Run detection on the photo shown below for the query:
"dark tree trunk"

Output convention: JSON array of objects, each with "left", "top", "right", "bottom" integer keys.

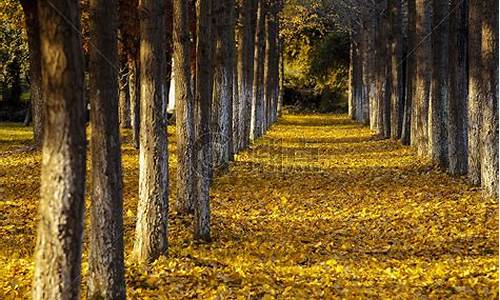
[
  {"left": 447, "top": 0, "right": 468, "bottom": 175},
  {"left": 118, "top": 60, "right": 131, "bottom": 129},
  {"left": 430, "top": 0, "right": 449, "bottom": 168},
  {"left": 251, "top": 0, "right": 266, "bottom": 140},
  {"left": 479, "top": 0, "right": 498, "bottom": 198},
  {"left": 174, "top": 0, "right": 195, "bottom": 215},
  {"left": 20, "top": 0, "right": 44, "bottom": 146},
  {"left": 401, "top": 0, "right": 416, "bottom": 145},
  {"left": 133, "top": 0, "right": 169, "bottom": 263},
  {"left": 194, "top": 0, "right": 214, "bottom": 242},
  {"left": 87, "top": 0, "right": 125, "bottom": 297},
  {"left": 389, "top": 0, "right": 404, "bottom": 139},
  {"left": 32, "top": 0, "right": 87, "bottom": 298},
  {"left": 128, "top": 54, "right": 140, "bottom": 149}
]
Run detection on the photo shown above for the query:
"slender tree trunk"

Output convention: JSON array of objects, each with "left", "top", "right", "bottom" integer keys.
[
  {"left": 412, "top": 0, "right": 432, "bottom": 156},
  {"left": 479, "top": 0, "right": 498, "bottom": 198},
  {"left": 448, "top": 0, "right": 468, "bottom": 175},
  {"left": 133, "top": 0, "right": 169, "bottom": 263},
  {"left": 87, "top": 0, "right": 125, "bottom": 297},
  {"left": 194, "top": 0, "right": 213, "bottom": 242},
  {"left": 390, "top": 0, "right": 404, "bottom": 139},
  {"left": 348, "top": 26, "right": 356, "bottom": 120},
  {"left": 128, "top": 54, "right": 140, "bottom": 149},
  {"left": 251, "top": 0, "right": 266, "bottom": 140},
  {"left": 32, "top": 0, "right": 86, "bottom": 298},
  {"left": 401, "top": 0, "right": 415, "bottom": 145},
  {"left": 429, "top": 0, "right": 449, "bottom": 168},
  {"left": 232, "top": 3, "right": 240, "bottom": 154},
  {"left": 467, "top": 0, "right": 482, "bottom": 184},
  {"left": 360, "top": 19, "right": 370, "bottom": 125},
  {"left": 174, "top": 0, "right": 195, "bottom": 215},
  {"left": 164, "top": 1, "right": 173, "bottom": 125},
  {"left": 118, "top": 60, "right": 131, "bottom": 129},
  {"left": 20, "top": 0, "right": 43, "bottom": 147}
]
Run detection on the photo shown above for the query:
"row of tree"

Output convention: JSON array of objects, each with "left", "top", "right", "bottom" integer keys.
[
  {"left": 25, "top": 0, "right": 282, "bottom": 298},
  {"left": 345, "top": 0, "right": 498, "bottom": 198}
]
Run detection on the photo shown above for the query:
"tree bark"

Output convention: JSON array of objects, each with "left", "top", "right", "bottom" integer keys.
[
  {"left": 251, "top": 0, "right": 266, "bottom": 140},
  {"left": 412, "top": 0, "right": 432, "bottom": 156},
  {"left": 20, "top": 0, "right": 44, "bottom": 147},
  {"left": 429, "top": 0, "right": 449, "bottom": 168},
  {"left": 174, "top": 0, "right": 195, "bottom": 215},
  {"left": 128, "top": 54, "right": 140, "bottom": 149},
  {"left": 479, "top": 0, "right": 498, "bottom": 198},
  {"left": 467, "top": 0, "right": 482, "bottom": 184},
  {"left": 118, "top": 60, "right": 131, "bottom": 129},
  {"left": 389, "top": 0, "right": 404, "bottom": 139},
  {"left": 32, "top": 0, "right": 87, "bottom": 298},
  {"left": 133, "top": 0, "right": 169, "bottom": 263},
  {"left": 447, "top": 0, "right": 468, "bottom": 175},
  {"left": 401, "top": 0, "right": 415, "bottom": 145},
  {"left": 87, "top": 0, "right": 125, "bottom": 297},
  {"left": 194, "top": 0, "right": 213, "bottom": 242}
]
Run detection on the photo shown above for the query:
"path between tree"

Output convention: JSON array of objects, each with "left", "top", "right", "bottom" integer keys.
[{"left": 0, "top": 114, "right": 497, "bottom": 298}]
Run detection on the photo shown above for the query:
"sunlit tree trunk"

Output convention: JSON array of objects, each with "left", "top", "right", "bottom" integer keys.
[
  {"left": 467, "top": 0, "right": 482, "bottom": 184},
  {"left": 133, "top": 0, "right": 169, "bottom": 263},
  {"left": 429, "top": 0, "right": 449, "bottom": 168},
  {"left": 447, "top": 0, "right": 468, "bottom": 175},
  {"left": 32, "top": 0, "right": 86, "bottom": 298},
  {"left": 479, "top": 0, "right": 499, "bottom": 198},
  {"left": 174, "top": 0, "right": 195, "bottom": 215},
  {"left": 87, "top": 0, "right": 125, "bottom": 297},
  {"left": 412, "top": 0, "right": 432, "bottom": 156}
]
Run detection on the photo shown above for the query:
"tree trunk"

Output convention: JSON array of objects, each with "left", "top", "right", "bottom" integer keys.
[
  {"left": 390, "top": 0, "right": 404, "bottom": 139},
  {"left": 348, "top": 26, "right": 356, "bottom": 120},
  {"left": 87, "top": 0, "right": 125, "bottom": 297},
  {"left": 412, "top": 0, "right": 432, "bottom": 156},
  {"left": 479, "top": 0, "right": 498, "bottom": 198},
  {"left": 164, "top": 1, "right": 174, "bottom": 125},
  {"left": 467, "top": 0, "right": 482, "bottom": 184},
  {"left": 447, "top": 0, "right": 468, "bottom": 175},
  {"left": 251, "top": 0, "right": 266, "bottom": 140},
  {"left": 32, "top": 0, "right": 87, "bottom": 298},
  {"left": 133, "top": 0, "right": 169, "bottom": 263},
  {"left": 232, "top": 3, "right": 240, "bottom": 153},
  {"left": 360, "top": 19, "right": 370, "bottom": 125},
  {"left": 194, "top": 0, "right": 213, "bottom": 242},
  {"left": 128, "top": 54, "right": 140, "bottom": 149},
  {"left": 429, "top": 0, "right": 449, "bottom": 168},
  {"left": 174, "top": 0, "right": 195, "bottom": 215},
  {"left": 20, "top": 0, "right": 44, "bottom": 147},
  {"left": 118, "top": 61, "right": 131, "bottom": 129},
  {"left": 401, "top": 0, "right": 415, "bottom": 145}
]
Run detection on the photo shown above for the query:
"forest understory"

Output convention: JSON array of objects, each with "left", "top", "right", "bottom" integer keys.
[{"left": 0, "top": 113, "right": 498, "bottom": 299}]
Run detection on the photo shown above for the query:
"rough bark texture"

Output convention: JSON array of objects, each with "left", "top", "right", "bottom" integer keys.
[
  {"left": 401, "top": 0, "right": 415, "bottom": 145},
  {"left": 467, "top": 0, "right": 482, "bottom": 184},
  {"left": 251, "top": 0, "right": 266, "bottom": 140},
  {"left": 133, "top": 0, "right": 169, "bottom": 263},
  {"left": 479, "top": 0, "right": 499, "bottom": 198},
  {"left": 348, "top": 27, "right": 356, "bottom": 120},
  {"left": 20, "top": 0, "right": 44, "bottom": 147},
  {"left": 32, "top": 0, "right": 87, "bottom": 298},
  {"left": 412, "top": 0, "right": 432, "bottom": 156},
  {"left": 390, "top": 0, "right": 404, "bottom": 139},
  {"left": 429, "top": 0, "right": 449, "bottom": 168},
  {"left": 264, "top": 1, "right": 279, "bottom": 128},
  {"left": 174, "top": 0, "right": 195, "bottom": 215},
  {"left": 447, "top": 0, "right": 468, "bottom": 175},
  {"left": 87, "top": 0, "right": 126, "bottom": 297},
  {"left": 194, "top": 0, "right": 213, "bottom": 242}
]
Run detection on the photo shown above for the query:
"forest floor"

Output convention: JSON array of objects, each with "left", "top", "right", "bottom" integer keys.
[{"left": 0, "top": 113, "right": 498, "bottom": 299}]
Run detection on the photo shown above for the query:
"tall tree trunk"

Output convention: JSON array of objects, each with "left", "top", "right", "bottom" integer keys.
[
  {"left": 251, "top": 0, "right": 266, "bottom": 140},
  {"left": 194, "top": 0, "right": 213, "bottom": 242},
  {"left": 164, "top": 1, "right": 174, "bottom": 125},
  {"left": 412, "top": 0, "right": 432, "bottom": 156},
  {"left": 133, "top": 0, "right": 169, "bottom": 263},
  {"left": 401, "top": 0, "right": 415, "bottom": 145},
  {"left": 348, "top": 25, "right": 356, "bottom": 120},
  {"left": 174, "top": 0, "right": 195, "bottom": 215},
  {"left": 264, "top": 0, "right": 279, "bottom": 127},
  {"left": 390, "top": 0, "right": 404, "bottom": 139},
  {"left": 467, "top": 0, "right": 482, "bottom": 184},
  {"left": 32, "top": 0, "right": 86, "bottom": 298},
  {"left": 479, "top": 0, "right": 498, "bottom": 198},
  {"left": 87, "top": 0, "right": 125, "bottom": 297},
  {"left": 118, "top": 60, "right": 131, "bottom": 129},
  {"left": 128, "top": 54, "right": 140, "bottom": 149},
  {"left": 447, "top": 0, "right": 468, "bottom": 175},
  {"left": 360, "top": 19, "right": 371, "bottom": 125},
  {"left": 429, "top": 0, "right": 449, "bottom": 168},
  {"left": 20, "top": 0, "right": 43, "bottom": 147}
]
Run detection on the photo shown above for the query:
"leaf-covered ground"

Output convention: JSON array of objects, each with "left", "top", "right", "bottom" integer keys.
[{"left": 0, "top": 114, "right": 498, "bottom": 299}]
